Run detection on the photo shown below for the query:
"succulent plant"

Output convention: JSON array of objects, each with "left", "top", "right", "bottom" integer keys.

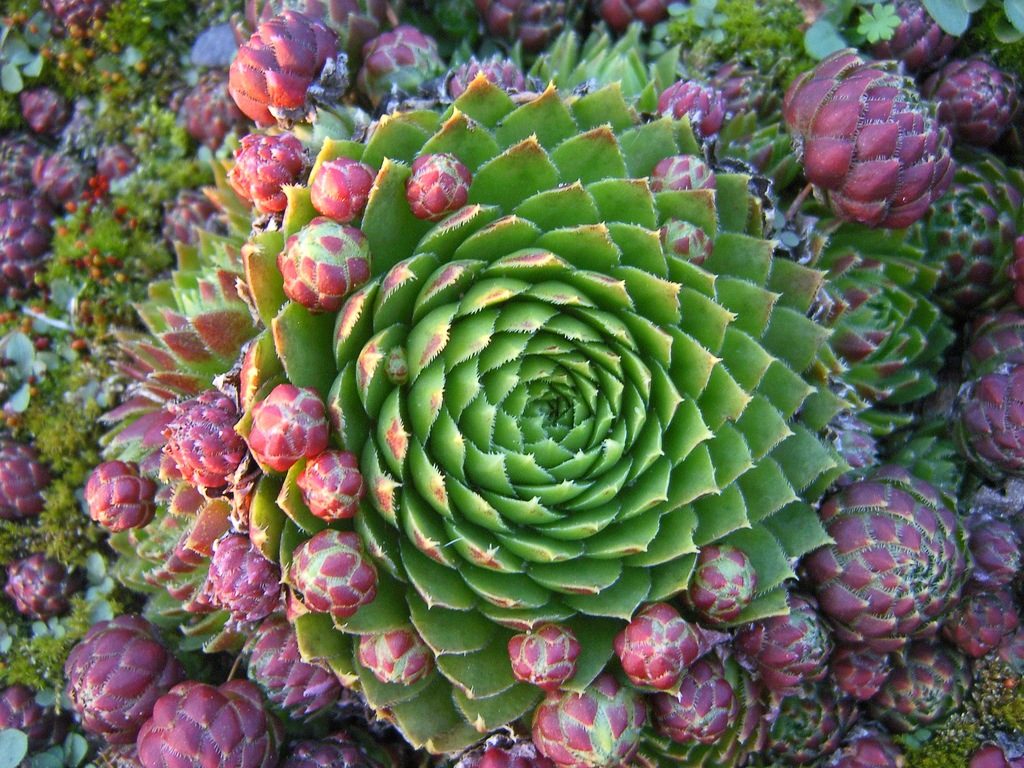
[
  {"left": 657, "top": 81, "right": 726, "bottom": 140},
  {"left": 229, "top": 133, "right": 307, "bottom": 217},
  {"left": 64, "top": 615, "right": 185, "bottom": 744},
  {"left": 868, "top": 0, "right": 958, "bottom": 73},
  {"left": 826, "top": 727, "right": 904, "bottom": 768},
  {"left": 357, "top": 25, "right": 444, "bottom": 105},
  {"left": 236, "top": 78, "right": 844, "bottom": 751},
  {"left": 19, "top": 86, "right": 70, "bottom": 135},
  {"left": 41, "top": 0, "right": 113, "bottom": 30},
  {"left": 783, "top": 50, "right": 953, "bottom": 229},
  {"left": 85, "top": 460, "right": 158, "bottom": 531},
  {"left": 532, "top": 673, "right": 646, "bottom": 768},
  {"left": 32, "top": 151, "right": 88, "bottom": 209},
  {"left": 649, "top": 655, "right": 738, "bottom": 746},
  {"left": 829, "top": 645, "right": 892, "bottom": 701},
  {"left": 182, "top": 70, "right": 248, "bottom": 150},
  {"left": 163, "top": 189, "right": 224, "bottom": 247},
  {"left": 885, "top": 419, "right": 964, "bottom": 501},
  {"left": 818, "top": 225, "right": 953, "bottom": 408},
  {"left": 967, "top": 310, "right": 1024, "bottom": 377},
  {"left": 4, "top": 553, "right": 81, "bottom": 619},
  {"left": 97, "top": 143, "right": 135, "bottom": 181},
  {"left": 0, "top": 190, "right": 53, "bottom": 298},
  {"left": 614, "top": 602, "right": 721, "bottom": 691},
  {"left": 310, "top": 157, "right": 376, "bottom": 223},
  {"left": 997, "top": 627, "right": 1024, "bottom": 673},
  {"left": 281, "top": 731, "right": 387, "bottom": 768},
  {"left": 0, "top": 438, "right": 49, "bottom": 520},
  {"left": 0, "top": 685, "right": 65, "bottom": 750},
  {"left": 957, "top": 365, "right": 1024, "bottom": 478},
  {"left": 136, "top": 680, "right": 282, "bottom": 768},
  {"left": 660, "top": 219, "right": 711, "bottom": 266},
  {"left": 358, "top": 626, "right": 435, "bottom": 685},
  {"left": 475, "top": 0, "right": 575, "bottom": 52},
  {"left": 919, "top": 152, "right": 1024, "bottom": 315},
  {"left": 508, "top": 623, "right": 581, "bottom": 692},
  {"left": 246, "top": 383, "right": 330, "bottom": 471},
  {"left": 651, "top": 155, "right": 716, "bottom": 192},
  {"left": 208, "top": 533, "right": 282, "bottom": 623},
  {"left": 941, "top": 586, "right": 1020, "bottom": 658},
  {"left": 966, "top": 516, "right": 1021, "bottom": 588},
  {"left": 406, "top": 153, "right": 472, "bottom": 221},
  {"left": 229, "top": 10, "right": 342, "bottom": 127},
  {"left": 923, "top": 58, "right": 1021, "bottom": 148},
  {"left": 767, "top": 682, "right": 857, "bottom": 766},
  {"left": 830, "top": 416, "right": 879, "bottom": 486},
  {"left": 684, "top": 544, "right": 756, "bottom": 626},
  {"left": 734, "top": 592, "right": 834, "bottom": 695},
  {"left": 278, "top": 217, "right": 372, "bottom": 312},
  {"left": 867, "top": 640, "right": 970, "bottom": 733},
  {"left": 804, "top": 465, "right": 969, "bottom": 651},
  {"left": 163, "top": 390, "right": 248, "bottom": 493},
  {"left": 447, "top": 57, "right": 528, "bottom": 100},
  {"left": 296, "top": 449, "right": 366, "bottom": 521},
  {"left": 0, "top": 135, "right": 42, "bottom": 193},
  {"left": 596, "top": 0, "right": 668, "bottom": 30},
  {"left": 246, "top": 614, "right": 342, "bottom": 716},
  {"left": 970, "top": 744, "right": 1016, "bottom": 768}
]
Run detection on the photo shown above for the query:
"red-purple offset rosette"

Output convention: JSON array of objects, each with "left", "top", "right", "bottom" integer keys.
[
  {"left": 4, "top": 554, "right": 81, "bottom": 619},
  {"left": 941, "top": 586, "right": 1020, "bottom": 658},
  {"left": 658, "top": 80, "right": 726, "bottom": 139},
  {"left": 0, "top": 191, "right": 52, "bottom": 298},
  {"left": 289, "top": 529, "right": 377, "bottom": 619},
  {"left": 163, "top": 390, "right": 247, "bottom": 492},
  {"left": 310, "top": 157, "right": 376, "bottom": 223},
  {"left": 685, "top": 544, "right": 757, "bottom": 625},
  {"left": 508, "top": 623, "right": 580, "bottom": 692},
  {"left": 229, "top": 133, "right": 307, "bottom": 215},
  {"left": 208, "top": 533, "right": 282, "bottom": 623},
  {"left": 358, "top": 627, "right": 434, "bottom": 685},
  {"left": 296, "top": 450, "right": 365, "bottom": 521},
  {"left": 614, "top": 602, "right": 720, "bottom": 690},
  {"left": 957, "top": 365, "right": 1024, "bottom": 478},
  {"left": 924, "top": 58, "right": 1021, "bottom": 148},
  {"left": 447, "top": 57, "right": 527, "bottom": 99},
  {"left": 783, "top": 50, "right": 954, "bottom": 228},
  {"left": 406, "top": 153, "right": 472, "bottom": 221},
  {"left": 598, "top": 0, "right": 669, "bottom": 30},
  {"left": 85, "top": 460, "right": 157, "bottom": 531},
  {"left": 650, "top": 655, "right": 738, "bottom": 745},
  {"left": 279, "top": 218, "right": 372, "bottom": 312},
  {"left": 869, "top": 0, "right": 959, "bottom": 73},
  {"left": 0, "top": 439, "right": 49, "bottom": 521},
  {"left": 867, "top": 641, "right": 970, "bottom": 733},
  {"left": 246, "top": 384, "right": 329, "bottom": 472},
  {"left": 229, "top": 10, "right": 341, "bottom": 127},
  {"left": 64, "top": 615, "right": 184, "bottom": 744}
]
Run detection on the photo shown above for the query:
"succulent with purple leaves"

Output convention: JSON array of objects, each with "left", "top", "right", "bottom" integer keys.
[
  {"left": 64, "top": 615, "right": 184, "bottom": 744},
  {"left": 827, "top": 728, "right": 904, "bottom": 768},
  {"left": 0, "top": 190, "right": 52, "bottom": 298},
  {"left": 804, "top": 465, "right": 968, "bottom": 651},
  {"left": 208, "top": 533, "right": 282, "bottom": 623},
  {"left": 0, "top": 438, "right": 49, "bottom": 520},
  {"left": 957, "top": 365, "right": 1024, "bottom": 478},
  {"left": 830, "top": 645, "right": 892, "bottom": 701},
  {"left": 230, "top": 132, "right": 308, "bottom": 215},
  {"left": 358, "top": 626, "right": 435, "bottom": 685},
  {"left": 596, "top": 0, "right": 668, "bottom": 30},
  {"left": 783, "top": 50, "right": 953, "bottom": 229},
  {"left": 614, "top": 602, "right": 719, "bottom": 690},
  {"left": 684, "top": 544, "right": 756, "bottom": 626},
  {"left": 658, "top": 80, "right": 726, "bottom": 140},
  {"left": 767, "top": 682, "right": 857, "bottom": 766},
  {"left": 0, "top": 685, "right": 65, "bottom": 750},
  {"left": 475, "top": 0, "right": 574, "bottom": 52},
  {"left": 867, "top": 640, "right": 970, "bottom": 732},
  {"left": 32, "top": 152, "right": 88, "bottom": 209},
  {"left": 357, "top": 25, "right": 444, "bottom": 105},
  {"left": 4, "top": 553, "right": 81, "bottom": 619},
  {"left": 924, "top": 58, "right": 1021, "bottom": 148},
  {"left": 182, "top": 70, "right": 248, "bottom": 150},
  {"left": 85, "top": 460, "right": 158, "bottom": 531},
  {"left": 966, "top": 516, "right": 1021, "bottom": 588},
  {"left": 508, "top": 623, "right": 581, "bottom": 692},
  {"left": 163, "top": 390, "right": 248, "bottom": 493},
  {"left": 649, "top": 655, "right": 738, "bottom": 745},
  {"left": 869, "top": 0, "right": 958, "bottom": 73},
  {"left": 447, "top": 57, "right": 527, "bottom": 100},
  {"left": 941, "top": 586, "right": 1020, "bottom": 658},
  {"left": 19, "top": 87, "right": 69, "bottom": 135}
]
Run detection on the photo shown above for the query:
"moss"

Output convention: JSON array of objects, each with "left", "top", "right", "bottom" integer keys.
[
  {"left": 904, "top": 734, "right": 978, "bottom": 768},
  {"left": 964, "top": 4, "right": 1024, "bottom": 78},
  {"left": 0, "top": 92, "right": 25, "bottom": 132},
  {"left": 666, "top": 0, "right": 812, "bottom": 87}
]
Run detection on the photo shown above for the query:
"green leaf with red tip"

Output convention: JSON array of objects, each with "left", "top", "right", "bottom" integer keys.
[
  {"left": 272, "top": 302, "right": 336, "bottom": 399},
  {"left": 495, "top": 86, "right": 577, "bottom": 150},
  {"left": 469, "top": 138, "right": 560, "bottom": 212},
  {"left": 362, "top": 159, "right": 434, "bottom": 277}
]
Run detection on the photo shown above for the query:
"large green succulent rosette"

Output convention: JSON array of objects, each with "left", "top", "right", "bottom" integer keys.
[{"left": 242, "top": 78, "right": 844, "bottom": 754}]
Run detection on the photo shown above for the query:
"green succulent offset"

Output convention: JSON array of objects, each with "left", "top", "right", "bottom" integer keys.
[{"left": 242, "top": 77, "right": 845, "bottom": 752}]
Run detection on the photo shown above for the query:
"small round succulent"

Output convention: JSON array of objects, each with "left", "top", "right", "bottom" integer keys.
[
  {"left": 734, "top": 592, "right": 833, "bottom": 694},
  {"left": 164, "top": 390, "right": 248, "bottom": 492},
  {"left": 804, "top": 465, "right": 969, "bottom": 650},
  {"left": 0, "top": 685, "right": 65, "bottom": 750},
  {"left": 869, "top": 0, "right": 959, "bottom": 73},
  {"left": 941, "top": 586, "right": 1020, "bottom": 658},
  {"left": 246, "top": 384, "right": 329, "bottom": 472},
  {"left": 208, "top": 534, "right": 282, "bottom": 623},
  {"left": 970, "top": 743, "right": 1015, "bottom": 768},
  {"left": 0, "top": 191, "right": 53, "bottom": 298},
  {"left": 406, "top": 153, "right": 472, "bottom": 221},
  {"left": 829, "top": 645, "right": 892, "bottom": 701},
  {"left": 447, "top": 57, "right": 527, "bottom": 99},
  {"left": 657, "top": 81, "right": 726, "bottom": 139},
  {"left": 163, "top": 189, "right": 223, "bottom": 247},
  {"left": 614, "top": 603, "right": 717, "bottom": 690},
  {"left": 229, "top": 10, "right": 340, "bottom": 126},
  {"left": 32, "top": 152, "right": 87, "bottom": 209},
  {"left": 289, "top": 529, "right": 377, "bottom": 619},
  {"left": 783, "top": 51, "right": 953, "bottom": 228},
  {"left": 831, "top": 416, "right": 879, "bottom": 487},
  {"left": 660, "top": 219, "right": 711, "bottom": 265},
  {"left": 0, "top": 438, "right": 49, "bottom": 520},
  {"left": 65, "top": 615, "right": 185, "bottom": 744},
  {"left": 827, "top": 728, "right": 904, "bottom": 768},
  {"left": 767, "top": 682, "right": 856, "bottom": 766},
  {"left": 508, "top": 623, "right": 581, "bottom": 692},
  {"left": 358, "top": 627, "right": 434, "bottom": 685},
  {"left": 967, "top": 311, "right": 1024, "bottom": 376},
  {"left": 181, "top": 70, "right": 247, "bottom": 150},
  {"left": 136, "top": 680, "right": 282, "bottom": 768},
  {"left": 649, "top": 655, "right": 737, "bottom": 745},
  {"left": 867, "top": 640, "right": 970, "bottom": 733},
  {"left": 281, "top": 732, "right": 384, "bottom": 768},
  {"left": 246, "top": 614, "right": 342, "bottom": 716},
  {"left": 19, "top": 87, "right": 70, "bottom": 135},
  {"left": 357, "top": 25, "right": 443, "bottom": 105},
  {"left": 967, "top": 517, "right": 1022, "bottom": 588},
  {"left": 229, "top": 132, "right": 307, "bottom": 215},
  {"left": 85, "top": 460, "right": 158, "bottom": 531},
  {"left": 475, "top": 0, "right": 571, "bottom": 52},
  {"left": 650, "top": 155, "right": 715, "bottom": 192},
  {"left": 279, "top": 218, "right": 372, "bottom": 312},
  {"left": 296, "top": 450, "right": 365, "bottom": 521},
  {"left": 684, "top": 544, "right": 756, "bottom": 625},
  {"left": 532, "top": 673, "right": 647, "bottom": 768},
  {"left": 924, "top": 58, "right": 1021, "bottom": 148},
  {"left": 958, "top": 366, "right": 1024, "bottom": 477},
  {"left": 310, "top": 158, "right": 376, "bottom": 223},
  {"left": 4, "top": 553, "right": 81, "bottom": 619},
  {"left": 597, "top": 0, "right": 669, "bottom": 30},
  {"left": 0, "top": 135, "right": 42, "bottom": 192}
]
